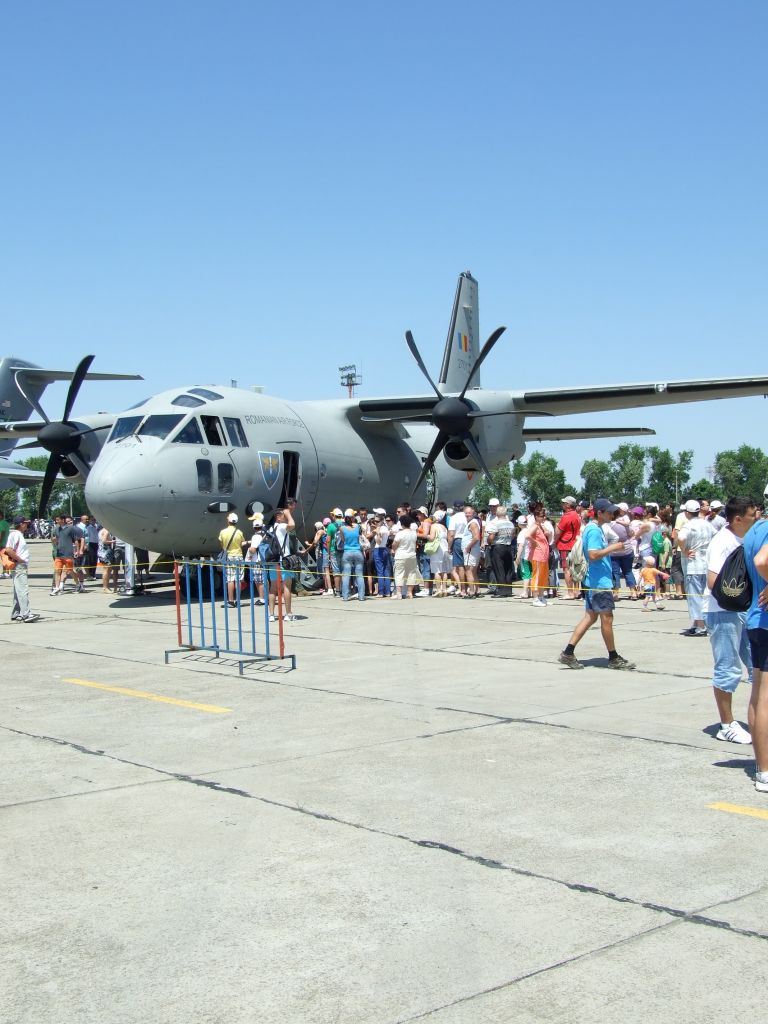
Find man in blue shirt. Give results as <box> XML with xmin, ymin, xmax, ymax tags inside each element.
<box><xmin>559</xmin><ymin>498</ymin><xmax>636</xmax><ymax>671</ymax></box>
<box><xmin>742</xmin><ymin>517</ymin><xmax>768</xmax><ymax>792</ymax></box>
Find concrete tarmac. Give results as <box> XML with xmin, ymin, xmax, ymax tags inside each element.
<box><xmin>2</xmin><ymin>543</ymin><xmax>767</xmax><ymax>1023</ymax></box>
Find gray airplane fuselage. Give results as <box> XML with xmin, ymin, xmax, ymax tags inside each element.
<box><xmin>85</xmin><ymin>386</ymin><xmax>524</xmax><ymax>554</ymax></box>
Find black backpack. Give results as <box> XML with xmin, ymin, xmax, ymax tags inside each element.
<box><xmin>258</xmin><ymin>528</ymin><xmax>285</xmax><ymax>564</ymax></box>
<box><xmin>711</xmin><ymin>545</ymin><xmax>752</xmax><ymax>612</ymax></box>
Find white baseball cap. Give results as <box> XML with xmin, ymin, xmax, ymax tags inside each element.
<box><xmin>227</xmin><ymin>513</ymin><xmax>239</xmax><ymax>523</ymax></box>
<box><xmin>488</xmin><ymin>498</ymin><xmax>500</xmax><ymax>506</ymax></box>
<box><xmin>684</xmin><ymin>499</ymin><xmax>700</xmax><ymax>513</ymax></box>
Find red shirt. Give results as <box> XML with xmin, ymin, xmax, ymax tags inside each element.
<box><xmin>556</xmin><ymin>509</ymin><xmax>581</xmax><ymax>551</ymax></box>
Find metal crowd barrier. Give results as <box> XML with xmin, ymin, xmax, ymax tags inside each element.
<box><xmin>164</xmin><ymin>558</ymin><xmax>297</xmax><ymax>674</ymax></box>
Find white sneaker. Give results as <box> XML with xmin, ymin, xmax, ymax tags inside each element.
<box><xmin>50</xmin><ymin>588</ymin><xmax>59</xmax><ymax>596</ymax></box>
<box><xmin>283</xmin><ymin>614</ymin><xmax>297</xmax><ymax>622</ymax></box>
<box><xmin>531</xmin><ymin>598</ymin><xmax>547</xmax><ymax>607</ymax></box>
<box><xmin>755</xmin><ymin>771</ymin><xmax>768</xmax><ymax>793</ymax></box>
<box><xmin>269</xmin><ymin>614</ymin><xmax>277</xmax><ymax>622</ymax></box>
<box><xmin>716</xmin><ymin>721</ymin><xmax>752</xmax><ymax>744</ymax></box>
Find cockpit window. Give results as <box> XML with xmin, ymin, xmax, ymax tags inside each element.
<box><xmin>172</xmin><ymin>418</ymin><xmax>205</xmax><ymax>444</ymax></box>
<box><xmin>188</xmin><ymin>388</ymin><xmax>223</xmax><ymax>401</ymax></box>
<box><xmin>224</xmin><ymin>417</ymin><xmax>249</xmax><ymax>447</ymax></box>
<box><xmin>109</xmin><ymin>416</ymin><xmax>143</xmax><ymax>442</ymax></box>
<box><xmin>172</xmin><ymin>394</ymin><xmax>205</xmax><ymax>408</ymax></box>
<box><xmin>126</xmin><ymin>399</ymin><xmax>150</xmax><ymax>411</ymax></box>
<box><xmin>200</xmin><ymin>415</ymin><xmax>225</xmax><ymax>446</ymax></box>
<box><xmin>138</xmin><ymin>414</ymin><xmax>184</xmax><ymax>439</ymax></box>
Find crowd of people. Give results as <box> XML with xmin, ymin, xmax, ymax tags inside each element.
<box><xmin>0</xmin><ymin>510</ymin><xmax>145</xmax><ymax>621</ymax></box>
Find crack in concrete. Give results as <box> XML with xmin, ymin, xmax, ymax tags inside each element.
<box><xmin>4</xmin><ymin>725</ymin><xmax>767</xmax><ymax>950</ymax></box>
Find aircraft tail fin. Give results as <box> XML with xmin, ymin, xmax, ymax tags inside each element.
<box><xmin>0</xmin><ymin>357</ymin><xmax>43</xmax><ymax>457</ymax></box>
<box><xmin>438</xmin><ymin>271</ymin><xmax>480</xmax><ymax>393</ymax></box>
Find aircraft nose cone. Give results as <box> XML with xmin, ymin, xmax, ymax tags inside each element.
<box><xmin>85</xmin><ymin>440</ymin><xmax>165</xmax><ymax>544</ymax></box>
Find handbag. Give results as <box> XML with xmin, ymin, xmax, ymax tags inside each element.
<box><xmin>424</xmin><ymin>536</ymin><xmax>440</xmax><ymax>556</ymax></box>
<box><xmin>217</xmin><ymin>526</ymin><xmax>238</xmax><ymax>565</ymax></box>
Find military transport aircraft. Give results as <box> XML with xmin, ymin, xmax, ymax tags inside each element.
<box><xmin>3</xmin><ymin>272</ymin><xmax>767</xmax><ymax>555</ymax></box>
<box><xmin>0</xmin><ymin>355</ymin><xmax>142</xmax><ymax>491</ymax></box>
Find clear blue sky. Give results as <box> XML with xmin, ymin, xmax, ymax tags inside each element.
<box><xmin>2</xmin><ymin>1</ymin><xmax>766</xmax><ymax>493</ymax></box>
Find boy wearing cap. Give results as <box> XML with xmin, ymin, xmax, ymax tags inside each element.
<box><xmin>4</xmin><ymin>517</ymin><xmax>39</xmax><ymax>622</ymax></box>
<box><xmin>559</xmin><ymin>499</ymin><xmax>635</xmax><ymax>670</ymax></box>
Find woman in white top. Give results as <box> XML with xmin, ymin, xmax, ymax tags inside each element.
<box><xmin>391</xmin><ymin>515</ymin><xmax>421</xmax><ymax>598</ymax></box>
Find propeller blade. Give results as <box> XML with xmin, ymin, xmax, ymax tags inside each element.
<box><xmin>411</xmin><ymin>430</ymin><xmax>449</xmax><ymax>497</ymax></box>
<box><xmin>405</xmin><ymin>331</ymin><xmax>442</xmax><ymax>401</ymax></box>
<box><xmin>38</xmin><ymin>454</ymin><xmax>64</xmax><ymax>517</ymax></box>
<box><xmin>462</xmin><ymin>433</ymin><xmax>497</xmax><ymax>488</ymax></box>
<box><xmin>63</xmin><ymin>355</ymin><xmax>95</xmax><ymax>422</ymax></box>
<box><xmin>458</xmin><ymin>326</ymin><xmax>506</xmax><ymax>400</ymax></box>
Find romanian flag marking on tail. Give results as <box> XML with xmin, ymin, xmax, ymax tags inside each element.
<box><xmin>456</xmin><ymin>332</ymin><xmax>469</xmax><ymax>352</ymax></box>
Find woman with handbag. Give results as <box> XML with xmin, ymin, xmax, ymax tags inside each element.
<box><xmin>425</xmin><ymin>511</ymin><xmax>450</xmax><ymax>596</ymax></box>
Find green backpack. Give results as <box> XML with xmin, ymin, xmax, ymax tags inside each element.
<box><xmin>651</xmin><ymin>530</ymin><xmax>665</xmax><ymax>556</ymax></box>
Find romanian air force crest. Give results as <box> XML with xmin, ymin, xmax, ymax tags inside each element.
<box><xmin>259</xmin><ymin>451</ymin><xmax>280</xmax><ymax>490</ymax></box>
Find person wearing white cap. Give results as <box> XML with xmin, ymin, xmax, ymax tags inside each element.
<box><xmin>708</xmin><ymin>499</ymin><xmax>726</xmax><ymax>532</ymax></box>
<box><xmin>677</xmin><ymin>499</ymin><xmax>716</xmax><ymax>636</ymax></box>
<box><xmin>219</xmin><ymin>513</ymin><xmax>246</xmax><ymax>608</ymax></box>
<box><xmin>246</xmin><ymin>513</ymin><xmax>267</xmax><ymax>605</ymax></box>
<box><xmin>703</xmin><ymin>496</ymin><xmax>758</xmax><ymax>745</ymax></box>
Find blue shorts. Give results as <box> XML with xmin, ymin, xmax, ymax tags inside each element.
<box><xmin>748</xmin><ymin>628</ymin><xmax>768</xmax><ymax>672</ymax></box>
<box><xmin>330</xmin><ymin>553</ymin><xmax>340</xmax><ymax>575</ymax></box>
<box><xmin>266</xmin><ymin>566</ymin><xmax>295</xmax><ymax>584</ymax></box>
<box><xmin>451</xmin><ymin>539</ymin><xmax>465</xmax><ymax>568</ymax></box>
<box><xmin>584</xmin><ymin>589</ymin><xmax>615</xmax><ymax>614</ymax></box>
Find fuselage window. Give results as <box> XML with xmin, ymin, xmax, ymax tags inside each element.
<box><xmin>138</xmin><ymin>414</ymin><xmax>184</xmax><ymax>440</ymax></box>
<box><xmin>196</xmin><ymin>459</ymin><xmax>213</xmax><ymax>493</ymax></box>
<box><xmin>224</xmin><ymin>417</ymin><xmax>249</xmax><ymax>447</ymax></box>
<box><xmin>172</xmin><ymin>418</ymin><xmax>204</xmax><ymax>444</ymax></box>
<box><xmin>218</xmin><ymin>463</ymin><xmax>234</xmax><ymax>494</ymax></box>
<box><xmin>172</xmin><ymin>394</ymin><xmax>205</xmax><ymax>408</ymax></box>
<box><xmin>189</xmin><ymin>388</ymin><xmax>224</xmax><ymax>402</ymax></box>
<box><xmin>109</xmin><ymin>416</ymin><xmax>143</xmax><ymax>442</ymax></box>
<box><xmin>201</xmin><ymin>415</ymin><xmax>225</xmax><ymax>446</ymax></box>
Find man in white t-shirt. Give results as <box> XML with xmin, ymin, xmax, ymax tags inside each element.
<box><xmin>703</xmin><ymin>497</ymin><xmax>758</xmax><ymax>743</ymax></box>
<box><xmin>5</xmin><ymin>517</ymin><xmax>40</xmax><ymax>623</ymax></box>
<box><xmin>678</xmin><ymin>499</ymin><xmax>716</xmax><ymax>636</ymax></box>
<box><xmin>447</xmin><ymin>505</ymin><xmax>468</xmax><ymax>596</ymax></box>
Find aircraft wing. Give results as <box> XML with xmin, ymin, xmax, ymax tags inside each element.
<box><xmin>11</xmin><ymin>366</ymin><xmax>143</xmax><ymax>385</ymax></box>
<box><xmin>0</xmin><ymin>412</ymin><xmax>116</xmax><ymax>441</ymax></box>
<box><xmin>513</xmin><ymin>376</ymin><xmax>768</xmax><ymax>417</ymax></box>
<box><xmin>522</xmin><ymin>426</ymin><xmax>656</xmax><ymax>442</ymax></box>
<box><xmin>0</xmin><ymin>458</ymin><xmax>46</xmax><ymax>487</ymax></box>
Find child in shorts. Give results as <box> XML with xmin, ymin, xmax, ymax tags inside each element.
<box><xmin>640</xmin><ymin>556</ymin><xmax>670</xmax><ymax>610</ymax></box>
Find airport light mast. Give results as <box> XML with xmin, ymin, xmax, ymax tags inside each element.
<box><xmin>339</xmin><ymin>364</ymin><xmax>362</xmax><ymax>399</ymax></box>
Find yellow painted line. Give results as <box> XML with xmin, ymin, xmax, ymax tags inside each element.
<box><xmin>63</xmin><ymin>678</ymin><xmax>231</xmax><ymax>714</ymax></box>
<box><xmin>708</xmin><ymin>801</ymin><xmax>768</xmax><ymax>821</ymax></box>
